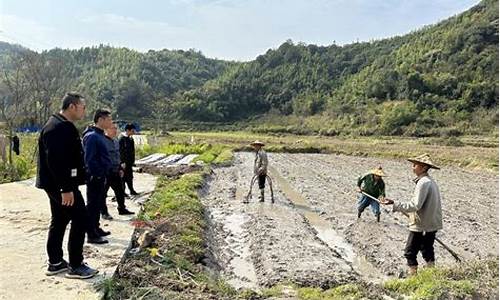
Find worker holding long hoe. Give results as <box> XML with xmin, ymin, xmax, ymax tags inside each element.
<box><xmin>251</xmin><ymin>140</ymin><xmax>268</xmax><ymax>202</ymax></box>
<box><xmin>378</xmin><ymin>153</ymin><xmax>443</xmax><ymax>276</ymax></box>
<box><xmin>357</xmin><ymin>166</ymin><xmax>387</xmax><ymax>222</ymax></box>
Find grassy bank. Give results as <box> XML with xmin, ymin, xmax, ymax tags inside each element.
<box><xmin>99</xmin><ymin>147</ymin><xmax>237</xmax><ymax>299</ymax></box>
<box><xmin>157</xmin><ymin>131</ymin><xmax>498</xmax><ymax>171</ymax></box>
<box><xmin>256</xmin><ymin>259</ymin><xmax>499</xmax><ymax>300</ymax></box>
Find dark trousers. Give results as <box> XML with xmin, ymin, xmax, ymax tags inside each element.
<box><xmin>258</xmin><ymin>174</ymin><xmax>266</xmax><ymax>189</ymax></box>
<box><xmin>404</xmin><ymin>231</ymin><xmax>437</xmax><ymax>266</ymax></box>
<box><xmin>86</xmin><ymin>176</ymin><xmax>106</xmax><ymax>238</ymax></box>
<box><xmin>123</xmin><ymin>165</ymin><xmax>135</xmax><ymax>193</ymax></box>
<box><xmin>46</xmin><ymin>188</ymin><xmax>87</xmax><ymax>268</ymax></box>
<box><xmin>102</xmin><ymin>172</ymin><xmax>126</xmax><ymax>214</ymax></box>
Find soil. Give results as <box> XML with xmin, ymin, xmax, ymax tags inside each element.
<box><xmin>202</xmin><ymin>152</ymin><xmax>499</xmax><ymax>289</ymax></box>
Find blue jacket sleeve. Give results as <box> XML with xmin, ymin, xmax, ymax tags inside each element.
<box><xmin>84</xmin><ymin>134</ymin><xmax>102</xmax><ymax>177</ymax></box>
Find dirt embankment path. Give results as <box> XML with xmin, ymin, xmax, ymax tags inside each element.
<box><xmin>202</xmin><ymin>152</ymin><xmax>498</xmax><ymax>289</ymax></box>
<box><xmin>0</xmin><ymin>173</ymin><xmax>157</xmax><ymax>300</ymax></box>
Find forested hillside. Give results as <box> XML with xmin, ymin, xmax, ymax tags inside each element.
<box><xmin>0</xmin><ymin>0</ymin><xmax>497</xmax><ymax>136</ymax></box>
<box><xmin>171</xmin><ymin>0</ymin><xmax>498</xmax><ymax>136</ymax></box>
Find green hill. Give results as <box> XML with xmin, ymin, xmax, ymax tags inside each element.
<box><xmin>170</xmin><ymin>0</ymin><xmax>498</xmax><ymax>136</ymax></box>
<box><xmin>0</xmin><ymin>0</ymin><xmax>497</xmax><ymax>136</ymax></box>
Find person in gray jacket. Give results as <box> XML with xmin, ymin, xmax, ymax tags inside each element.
<box><xmin>101</xmin><ymin>122</ymin><xmax>134</xmax><ymax>219</ymax></box>
<box><xmin>251</xmin><ymin>140</ymin><xmax>268</xmax><ymax>202</ymax></box>
<box><xmin>380</xmin><ymin>153</ymin><xmax>442</xmax><ymax>276</ymax></box>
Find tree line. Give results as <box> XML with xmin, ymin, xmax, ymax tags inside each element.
<box><xmin>0</xmin><ymin>0</ymin><xmax>498</xmax><ymax>138</ymax></box>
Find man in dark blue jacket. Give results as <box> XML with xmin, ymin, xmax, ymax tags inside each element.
<box><xmin>36</xmin><ymin>92</ymin><xmax>98</xmax><ymax>279</ymax></box>
<box><xmin>82</xmin><ymin>109</ymin><xmax>113</xmax><ymax>244</ymax></box>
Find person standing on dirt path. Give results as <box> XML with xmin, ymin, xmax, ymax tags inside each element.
<box><xmin>380</xmin><ymin>153</ymin><xmax>443</xmax><ymax>276</ymax></box>
<box><xmin>82</xmin><ymin>109</ymin><xmax>114</xmax><ymax>245</ymax></box>
<box><xmin>357</xmin><ymin>167</ymin><xmax>386</xmax><ymax>222</ymax></box>
<box><xmin>36</xmin><ymin>92</ymin><xmax>99</xmax><ymax>279</ymax></box>
<box><xmin>119</xmin><ymin>123</ymin><xmax>139</xmax><ymax>196</ymax></box>
<box><xmin>101</xmin><ymin>122</ymin><xmax>134</xmax><ymax>219</ymax></box>
<box><xmin>251</xmin><ymin>140</ymin><xmax>268</xmax><ymax>202</ymax></box>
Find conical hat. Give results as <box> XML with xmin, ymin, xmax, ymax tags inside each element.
<box><xmin>370</xmin><ymin>167</ymin><xmax>387</xmax><ymax>177</ymax></box>
<box><xmin>250</xmin><ymin>140</ymin><xmax>265</xmax><ymax>146</ymax></box>
<box><xmin>408</xmin><ymin>153</ymin><xmax>440</xmax><ymax>170</ymax></box>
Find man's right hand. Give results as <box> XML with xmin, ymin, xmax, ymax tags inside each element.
<box><xmin>379</xmin><ymin>198</ymin><xmax>394</xmax><ymax>205</ymax></box>
<box><xmin>61</xmin><ymin>192</ymin><xmax>74</xmax><ymax>206</ymax></box>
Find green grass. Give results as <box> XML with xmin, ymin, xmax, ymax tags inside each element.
<box><xmin>0</xmin><ymin>134</ymin><xmax>37</xmax><ymax>183</ymax></box>
<box><xmin>384</xmin><ymin>259</ymin><xmax>499</xmax><ymax>300</ymax></box>
<box><xmin>136</xmin><ymin>140</ymin><xmax>234</xmax><ymax>166</ymax></box>
<box><xmin>106</xmin><ymin>169</ymin><xmax>239</xmax><ymax>299</ymax></box>
<box><xmin>259</xmin><ymin>283</ymin><xmax>378</xmax><ymax>300</ymax></box>
<box><xmin>160</xmin><ymin>131</ymin><xmax>498</xmax><ymax>172</ymax></box>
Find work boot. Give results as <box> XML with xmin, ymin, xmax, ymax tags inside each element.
<box><xmin>357</xmin><ymin>211</ymin><xmax>362</xmax><ymax>219</ymax></box>
<box><xmin>259</xmin><ymin>189</ymin><xmax>265</xmax><ymax>202</ymax></box>
<box><xmin>376</xmin><ymin>214</ymin><xmax>380</xmax><ymax>222</ymax></box>
<box><xmin>408</xmin><ymin>266</ymin><xmax>418</xmax><ymax>276</ymax></box>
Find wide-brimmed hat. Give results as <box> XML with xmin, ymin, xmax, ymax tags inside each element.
<box><xmin>370</xmin><ymin>167</ymin><xmax>386</xmax><ymax>177</ymax></box>
<box><xmin>408</xmin><ymin>153</ymin><xmax>440</xmax><ymax>170</ymax></box>
<box><xmin>250</xmin><ymin>140</ymin><xmax>265</xmax><ymax>146</ymax></box>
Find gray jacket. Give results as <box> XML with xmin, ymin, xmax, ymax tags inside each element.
<box><xmin>105</xmin><ymin>136</ymin><xmax>121</xmax><ymax>173</ymax></box>
<box><xmin>393</xmin><ymin>174</ymin><xmax>443</xmax><ymax>232</ymax></box>
<box><xmin>254</xmin><ymin>149</ymin><xmax>268</xmax><ymax>175</ymax></box>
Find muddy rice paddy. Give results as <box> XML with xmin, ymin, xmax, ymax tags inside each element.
<box><xmin>201</xmin><ymin>152</ymin><xmax>499</xmax><ymax>289</ymax></box>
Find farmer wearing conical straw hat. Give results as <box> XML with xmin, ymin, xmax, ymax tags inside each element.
<box><xmin>357</xmin><ymin>166</ymin><xmax>386</xmax><ymax>222</ymax></box>
<box><xmin>250</xmin><ymin>140</ymin><xmax>268</xmax><ymax>202</ymax></box>
<box><xmin>380</xmin><ymin>153</ymin><xmax>443</xmax><ymax>276</ymax></box>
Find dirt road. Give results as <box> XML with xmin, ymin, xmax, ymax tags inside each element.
<box><xmin>202</xmin><ymin>152</ymin><xmax>499</xmax><ymax>289</ymax></box>
<box><xmin>0</xmin><ymin>173</ymin><xmax>157</xmax><ymax>300</ymax></box>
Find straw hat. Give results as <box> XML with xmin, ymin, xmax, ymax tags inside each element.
<box><xmin>370</xmin><ymin>167</ymin><xmax>386</xmax><ymax>177</ymax></box>
<box><xmin>408</xmin><ymin>153</ymin><xmax>440</xmax><ymax>170</ymax></box>
<box><xmin>250</xmin><ymin>140</ymin><xmax>265</xmax><ymax>146</ymax></box>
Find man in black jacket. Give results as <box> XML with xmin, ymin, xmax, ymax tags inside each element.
<box><xmin>36</xmin><ymin>92</ymin><xmax>98</xmax><ymax>279</ymax></box>
<box><xmin>119</xmin><ymin>123</ymin><xmax>138</xmax><ymax>196</ymax></box>
<box><xmin>82</xmin><ymin>109</ymin><xmax>113</xmax><ymax>244</ymax></box>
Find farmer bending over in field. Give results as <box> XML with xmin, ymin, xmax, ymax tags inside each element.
<box><xmin>357</xmin><ymin>166</ymin><xmax>386</xmax><ymax>222</ymax></box>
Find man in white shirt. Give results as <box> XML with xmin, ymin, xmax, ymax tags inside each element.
<box><xmin>380</xmin><ymin>153</ymin><xmax>442</xmax><ymax>276</ymax></box>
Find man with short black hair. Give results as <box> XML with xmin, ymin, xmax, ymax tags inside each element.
<box><xmin>82</xmin><ymin>109</ymin><xmax>113</xmax><ymax>244</ymax></box>
<box><xmin>36</xmin><ymin>92</ymin><xmax>98</xmax><ymax>279</ymax></box>
<box><xmin>102</xmin><ymin>122</ymin><xmax>134</xmax><ymax>218</ymax></box>
<box><xmin>119</xmin><ymin>123</ymin><xmax>139</xmax><ymax>196</ymax></box>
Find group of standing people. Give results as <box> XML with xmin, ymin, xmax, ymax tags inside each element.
<box><xmin>36</xmin><ymin>92</ymin><xmax>139</xmax><ymax>279</ymax></box>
